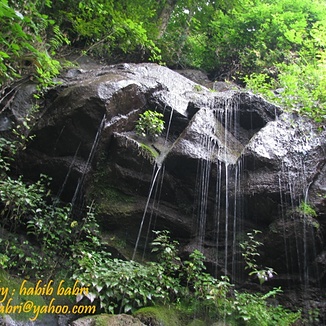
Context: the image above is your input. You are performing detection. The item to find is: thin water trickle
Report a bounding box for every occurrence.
[224,163,230,275]
[190,94,244,278]
[71,114,106,207]
[214,161,222,277]
[132,163,162,261]
[197,134,216,248]
[132,105,176,259]
[278,148,320,291]
[164,108,173,146]
[303,186,309,293]
[53,125,66,154]
[278,169,290,284]
[231,160,242,281]
[142,164,166,260]
[57,142,81,198]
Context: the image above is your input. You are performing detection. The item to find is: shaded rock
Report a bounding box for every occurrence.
[242,113,326,225]
[133,306,182,326]
[213,81,239,92]
[174,69,213,88]
[4,62,325,292]
[0,314,58,326]
[71,314,145,326]
[264,215,322,281]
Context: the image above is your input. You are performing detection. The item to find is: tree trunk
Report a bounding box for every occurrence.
[157,0,178,38]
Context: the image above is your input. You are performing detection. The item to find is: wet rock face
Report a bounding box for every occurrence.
[7,62,326,288]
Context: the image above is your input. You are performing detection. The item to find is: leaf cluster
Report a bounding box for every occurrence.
[0,0,69,89]
[73,230,221,314]
[0,162,101,277]
[135,110,165,139]
[240,230,276,285]
[73,250,180,314]
[228,288,301,326]
[73,230,300,325]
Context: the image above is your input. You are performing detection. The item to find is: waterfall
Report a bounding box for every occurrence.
[190,93,244,279]
[132,163,162,261]
[71,114,106,208]
[142,164,165,260]
[57,142,81,198]
[196,133,216,249]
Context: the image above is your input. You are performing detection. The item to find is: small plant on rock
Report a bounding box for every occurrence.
[298,201,317,218]
[135,110,164,139]
[240,230,276,285]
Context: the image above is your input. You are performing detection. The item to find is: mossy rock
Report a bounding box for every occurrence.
[92,185,136,216]
[139,143,159,160]
[133,306,182,326]
[0,270,50,323]
[187,319,207,326]
[72,313,144,326]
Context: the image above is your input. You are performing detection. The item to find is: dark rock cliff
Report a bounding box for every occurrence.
[3,62,326,312]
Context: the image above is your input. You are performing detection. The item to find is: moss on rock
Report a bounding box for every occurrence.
[72,313,144,326]
[133,306,182,326]
[0,270,49,322]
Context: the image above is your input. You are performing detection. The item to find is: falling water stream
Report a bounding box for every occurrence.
[71,114,106,208]
[57,142,81,198]
[132,105,175,260]
[132,163,162,261]
[127,86,321,300]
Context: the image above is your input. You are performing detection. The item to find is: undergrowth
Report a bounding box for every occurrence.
[0,137,301,325]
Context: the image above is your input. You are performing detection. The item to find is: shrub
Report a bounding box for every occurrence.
[135,110,164,139]
[72,230,300,325]
[72,250,182,313]
[240,230,276,285]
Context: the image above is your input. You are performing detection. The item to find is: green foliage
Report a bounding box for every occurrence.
[0,235,49,277]
[1,0,325,122]
[72,230,299,325]
[208,0,325,77]
[0,0,69,88]
[234,0,326,123]
[0,201,101,278]
[72,250,181,314]
[244,58,326,123]
[0,146,102,277]
[0,137,17,174]
[135,110,165,139]
[54,0,161,62]
[0,175,47,222]
[228,288,301,326]
[151,230,181,274]
[182,249,220,305]
[240,230,276,285]
[298,201,317,218]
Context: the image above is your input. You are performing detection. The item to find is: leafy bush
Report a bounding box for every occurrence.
[135,110,164,139]
[0,0,69,87]
[53,0,161,62]
[298,201,317,218]
[72,230,221,314]
[229,288,301,326]
[72,230,300,325]
[0,161,101,277]
[73,250,181,314]
[244,59,326,123]
[240,230,276,285]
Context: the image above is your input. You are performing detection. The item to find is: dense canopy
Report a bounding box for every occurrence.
[1,0,326,121]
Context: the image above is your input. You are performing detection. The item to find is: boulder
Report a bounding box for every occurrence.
[3,62,325,289]
[71,314,145,326]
